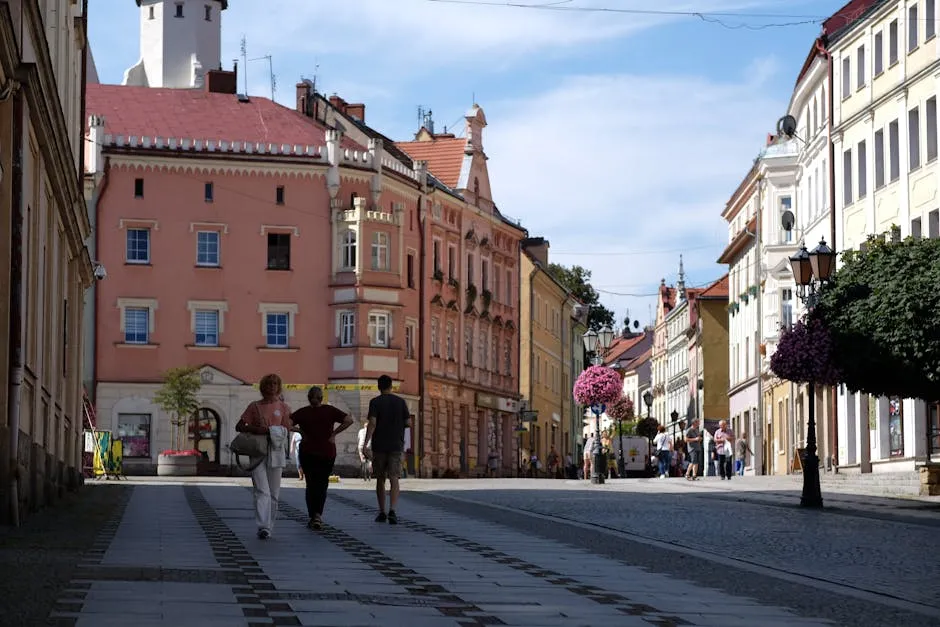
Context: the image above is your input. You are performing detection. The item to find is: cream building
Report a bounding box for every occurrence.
[0,1,94,524]
[829,0,939,472]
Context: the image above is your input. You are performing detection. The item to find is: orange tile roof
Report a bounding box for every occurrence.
[698,274,730,299]
[604,333,647,364]
[396,136,467,188]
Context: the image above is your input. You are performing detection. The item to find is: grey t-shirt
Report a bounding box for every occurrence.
[685,427,703,451]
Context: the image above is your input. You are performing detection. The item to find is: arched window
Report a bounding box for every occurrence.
[341,230,357,269]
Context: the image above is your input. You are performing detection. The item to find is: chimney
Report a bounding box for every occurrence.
[521,237,550,266]
[329,95,348,114]
[766,133,777,146]
[205,67,237,95]
[296,80,315,117]
[345,103,365,122]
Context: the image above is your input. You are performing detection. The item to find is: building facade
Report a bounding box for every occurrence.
[650,281,675,426]
[0,0,93,524]
[828,0,939,472]
[566,302,588,459]
[519,238,571,465]
[664,259,698,439]
[690,275,730,435]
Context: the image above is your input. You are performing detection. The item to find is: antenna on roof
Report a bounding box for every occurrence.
[249,53,276,101]
[240,35,248,95]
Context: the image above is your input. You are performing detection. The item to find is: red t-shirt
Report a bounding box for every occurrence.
[290,404,347,458]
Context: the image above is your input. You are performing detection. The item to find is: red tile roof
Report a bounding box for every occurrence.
[822,0,879,37]
[621,347,651,372]
[396,136,467,188]
[86,84,364,150]
[698,274,729,299]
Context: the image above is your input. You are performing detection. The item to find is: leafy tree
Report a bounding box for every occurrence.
[769,318,841,386]
[547,263,615,332]
[635,417,659,442]
[811,234,940,402]
[153,366,202,450]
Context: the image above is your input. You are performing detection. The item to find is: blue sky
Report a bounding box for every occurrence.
[89,0,847,328]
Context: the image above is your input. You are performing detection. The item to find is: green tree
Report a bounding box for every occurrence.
[812,233,940,404]
[153,366,202,450]
[547,263,615,332]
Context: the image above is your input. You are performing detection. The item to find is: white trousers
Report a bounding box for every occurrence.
[251,461,283,531]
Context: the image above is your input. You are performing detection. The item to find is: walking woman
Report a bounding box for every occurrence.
[235,374,292,539]
[290,386,353,530]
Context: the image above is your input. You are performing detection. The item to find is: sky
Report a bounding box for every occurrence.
[89,0,848,330]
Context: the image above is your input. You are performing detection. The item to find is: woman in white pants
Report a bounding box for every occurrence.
[235,373,292,539]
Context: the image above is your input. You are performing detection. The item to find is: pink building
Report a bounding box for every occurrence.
[84,15,524,476]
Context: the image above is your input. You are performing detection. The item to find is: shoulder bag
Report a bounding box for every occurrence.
[230,402,269,471]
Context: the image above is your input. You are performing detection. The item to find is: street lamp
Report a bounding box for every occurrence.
[582,326,615,485]
[643,390,654,476]
[788,237,836,508]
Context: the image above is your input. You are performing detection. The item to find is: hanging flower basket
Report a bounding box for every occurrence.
[573,365,622,406]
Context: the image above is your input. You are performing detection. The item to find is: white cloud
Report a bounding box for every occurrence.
[483,61,786,325]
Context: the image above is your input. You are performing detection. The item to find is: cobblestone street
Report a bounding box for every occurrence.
[6,477,938,627]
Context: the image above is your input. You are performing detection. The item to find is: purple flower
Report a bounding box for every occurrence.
[573,366,622,406]
[769,318,841,386]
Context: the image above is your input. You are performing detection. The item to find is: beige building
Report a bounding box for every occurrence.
[0,1,94,524]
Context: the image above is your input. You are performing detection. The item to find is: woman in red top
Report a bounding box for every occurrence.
[291,386,353,529]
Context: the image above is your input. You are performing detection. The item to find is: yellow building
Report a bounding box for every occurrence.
[0,2,94,523]
[693,275,730,425]
[519,238,571,466]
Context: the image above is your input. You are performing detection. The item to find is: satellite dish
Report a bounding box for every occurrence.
[777,115,797,138]
[781,210,795,232]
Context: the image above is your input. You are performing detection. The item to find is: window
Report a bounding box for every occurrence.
[889,19,899,65]
[889,397,904,457]
[196,231,220,266]
[465,324,474,366]
[781,288,793,330]
[431,317,440,356]
[267,233,291,270]
[467,253,474,285]
[407,253,415,288]
[841,57,850,99]
[874,31,884,74]
[175,2,184,18]
[368,312,390,347]
[405,323,415,360]
[857,141,867,198]
[910,107,922,170]
[432,239,441,273]
[194,310,219,346]
[930,209,939,238]
[204,4,212,20]
[148,6,155,19]
[780,196,792,243]
[371,232,389,271]
[843,148,853,206]
[204,182,213,202]
[505,269,512,305]
[889,119,900,181]
[928,0,937,40]
[480,329,488,370]
[447,245,456,278]
[265,313,289,348]
[494,265,501,303]
[134,178,144,198]
[928,97,938,162]
[909,4,919,52]
[504,339,511,375]
[446,321,455,360]
[875,129,886,188]
[341,230,356,270]
[126,228,150,264]
[912,217,923,239]
[339,311,355,347]
[491,334,498,372]
[117,414,151,458]
[856,45,866,88]
[124,307,149,344]
[482,259,489,291]
[276,186,285,205]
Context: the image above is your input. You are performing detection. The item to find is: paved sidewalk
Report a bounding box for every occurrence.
[46,480,838,627]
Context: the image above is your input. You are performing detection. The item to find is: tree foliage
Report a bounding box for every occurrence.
[635,417,659,441]
[769,318,841,386]
[153,366,202,450]
[811,235,940,401]
[547,263,615,332]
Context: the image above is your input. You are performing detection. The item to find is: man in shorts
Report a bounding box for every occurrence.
[361,375,410,524]
[684,418,704,480]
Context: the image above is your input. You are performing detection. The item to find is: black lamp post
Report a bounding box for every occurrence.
[617,409,625,478]
[788,238,836,509]
[643,389,654,475]
[583,326,615,485]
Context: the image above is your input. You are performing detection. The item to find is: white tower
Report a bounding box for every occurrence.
[123,0,227,89]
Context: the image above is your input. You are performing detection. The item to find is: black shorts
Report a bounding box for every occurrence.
[689,449,702,465]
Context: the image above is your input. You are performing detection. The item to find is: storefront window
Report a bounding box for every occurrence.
[888,397,904,458]
[117,413,151,458]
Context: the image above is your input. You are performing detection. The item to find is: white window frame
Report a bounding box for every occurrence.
[258,303,298,349]
[126,228,151,264]
[338,310,355,347]
[371,232,390,271]
[117,298,158,344]
[196,230,220,267]
[341,229,357,270]
[187,300,228,347]
[367,310,391,347]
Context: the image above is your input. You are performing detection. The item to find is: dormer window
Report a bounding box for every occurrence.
[175,2,184,18]
[149,6,155,19]
[204,4,211,20]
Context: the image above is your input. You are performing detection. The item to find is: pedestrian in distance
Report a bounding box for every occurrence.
[357,419,372,480]
[290,429,304,481]
[290,386,353,530]
[235,374,292,540]
[735,432,753,476]
[684,418,704,480]
[360,375,410,524]
[583,433,595,479]
[713,420,735,480]
[652,425,673,479]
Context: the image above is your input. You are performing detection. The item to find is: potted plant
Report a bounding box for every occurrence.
[152,366,202,476]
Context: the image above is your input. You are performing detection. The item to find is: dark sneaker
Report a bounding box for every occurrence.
[375,512,387,523]
[307,518,322,531]
[387,510,398,525]
[257,528,270,540]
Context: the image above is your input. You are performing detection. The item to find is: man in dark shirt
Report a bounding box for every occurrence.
[361,375,410,524]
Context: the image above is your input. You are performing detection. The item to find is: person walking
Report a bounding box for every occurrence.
[360,375,410,524]
[357,420,371,480]
[713,420,735,480]
[684,418,704,480]
[652,425,673,479]
[734,432,753,476]
[290,430,304,481]
[235,374,292,540]
[583,433,595,479]
[290,386,353,530]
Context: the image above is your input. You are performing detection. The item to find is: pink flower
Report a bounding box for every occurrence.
[573,366,622,406]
